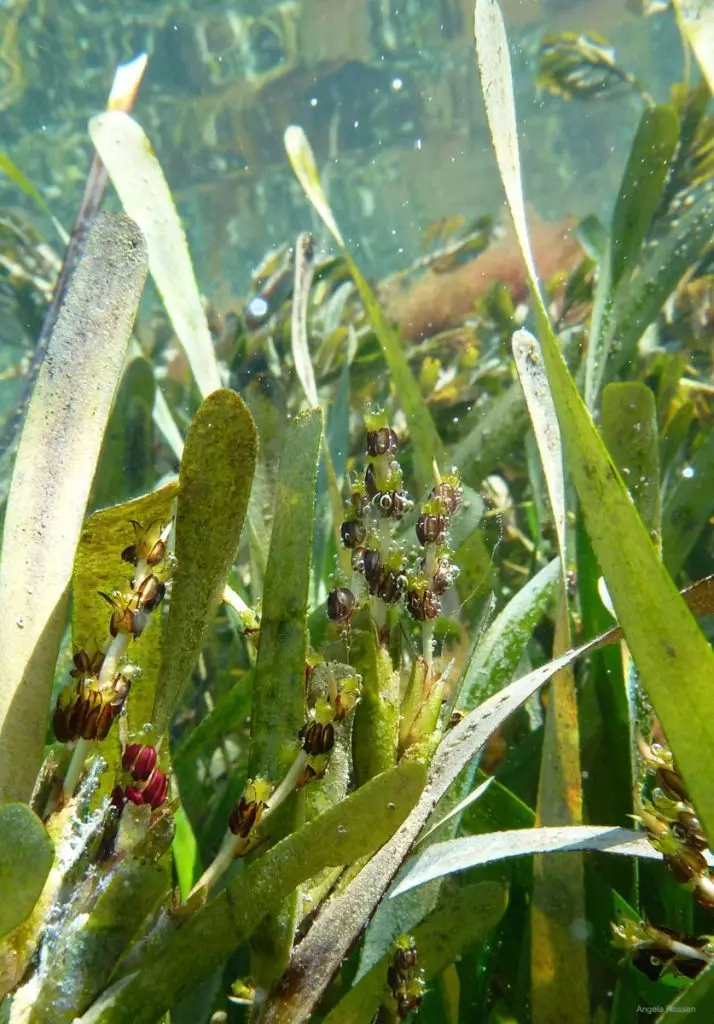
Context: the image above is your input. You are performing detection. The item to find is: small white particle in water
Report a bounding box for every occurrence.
[387,802,396,810]
[682,465,695,479]
[16,617,24,628]
[391,77,403,91]
[309,97,318,107]
[415,137,422,150]
[353,119,360,128]
[337,824,347,834]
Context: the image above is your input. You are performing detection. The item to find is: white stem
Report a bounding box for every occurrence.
[189,750,309,898]
[62,738,91,801]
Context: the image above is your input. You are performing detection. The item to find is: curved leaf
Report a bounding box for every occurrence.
[392,826,671,896]
[89,111,223,399]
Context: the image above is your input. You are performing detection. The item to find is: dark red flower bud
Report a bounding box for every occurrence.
[364,463,378,498]
[407,587,440,621]
[123,744,158,781]
[142,769,169,809]
[373,490,412,519]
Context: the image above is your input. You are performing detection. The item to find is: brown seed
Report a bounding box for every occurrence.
[327,587,356,623]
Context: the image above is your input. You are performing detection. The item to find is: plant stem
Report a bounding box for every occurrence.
[190,750,309,897]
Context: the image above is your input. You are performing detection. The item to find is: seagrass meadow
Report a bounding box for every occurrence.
[1,1,714,1022]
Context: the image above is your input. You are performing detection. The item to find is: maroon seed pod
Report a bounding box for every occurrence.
[111,785,125,812]
[340,518,366,550]
[658,767,689,803]
[123,743,158,782]
[373,490,411,520]
[366,426,399,457]
[327,587,356,623]
[416,513,447,546]
[142,769,169,809]
[124,785,145,807]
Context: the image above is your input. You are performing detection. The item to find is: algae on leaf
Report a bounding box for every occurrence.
[154,390,257,732]
[0,804,53,940]
[0,212,148,804]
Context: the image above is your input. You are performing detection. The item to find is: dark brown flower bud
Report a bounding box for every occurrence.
[135,574,166,613]
[416,513,447,546]
[366,426,399,457]
[327,587,356,623]
[377,569,407,604]
[362,549,382,593]
[407,586,440,621]
[229,794,266,838]
[122,520,168,567]
[658,767,690,803]
[99,592,148,639]
[431,557,457,595]
[431,480,462,515]
[364,463,378,498]
[373,490,412,519]
[301,720,335,756]
[340,519,366,550]
[70,649,104,679]
[53,674,131,744]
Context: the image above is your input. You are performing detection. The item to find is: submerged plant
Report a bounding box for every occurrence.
[0,1,713,1022]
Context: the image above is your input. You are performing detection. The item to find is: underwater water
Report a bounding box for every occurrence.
[0,0,680,298]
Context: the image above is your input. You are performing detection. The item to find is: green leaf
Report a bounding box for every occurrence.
[351,615,399,785]
[154,390,257,732]
[392,825,668,895]
[657,959,714,1020]
[457,557,560,710]
[0,153,67,244]
[602,382,661,544]
[610,107,679,290]
[0,803,53,940]
[0,213,148,803]
[173,806,200,902]
[248,407,322,782]
[91,357,156,510]
[79,761,427,1024]
[73,483,178,736]
[324,881,509,1024]
[247,407,322,986]
[662,427,714,577]
[284,126,445,492]
[474,0,714,845]
[89,111,223,398]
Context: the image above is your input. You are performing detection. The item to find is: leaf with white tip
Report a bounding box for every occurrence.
[90,111,223,399]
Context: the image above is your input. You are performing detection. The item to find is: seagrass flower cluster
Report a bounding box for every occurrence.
[612,739,714,983]
[53,519,172,799]
[329,414,461,645]
[384,934,425,1020]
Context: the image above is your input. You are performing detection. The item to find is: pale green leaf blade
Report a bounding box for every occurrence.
[662,427,714,577]
[513,330,566,572]
[393,825,667,896]
[154,390,257,732]
[79,761,427,1024]
[0,803,53,940]
[602,382,661,542]
[0,212,148,803]
[89,111,223,398]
